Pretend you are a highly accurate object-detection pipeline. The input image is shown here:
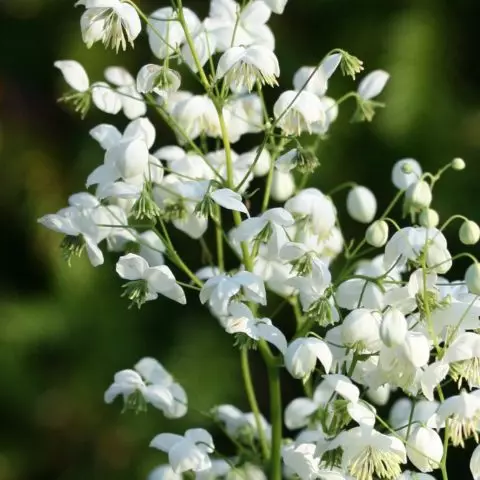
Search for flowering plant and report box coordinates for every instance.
[39,0,480,479]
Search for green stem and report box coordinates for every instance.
[215,204,225,271]
[240,348,270,460]
[268,367,282,480]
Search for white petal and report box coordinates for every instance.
[89,124,122,150]
[104,66,134,87]
[54,60,89,92]
[256,323,287,353]
[116,253,149,280]
[211,188,249,216]
[91,82,122,114]
[357,69,390,100]
[150,433,183,452]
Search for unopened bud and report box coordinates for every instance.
[380,308,407,348]
[459,220,480,245]
[451,157,466,171]
[347,186,377,223]
[419,208,439,228]
[365,220,389,247]
[405,180,432,210]
[465,263,480,295]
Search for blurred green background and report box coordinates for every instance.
[0,0,479,479]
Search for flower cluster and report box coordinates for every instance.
[40,0,480,479]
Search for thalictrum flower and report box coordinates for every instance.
[116,253,186,307]
[224,302,287,353]
[150,429,214,474]
[216,45,280,92]
[285,338,333,380]
[75,0,141,52]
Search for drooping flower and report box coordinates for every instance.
[150,429,215,474]
[224,302,287,353]
[216,45,280,92]
[285,338,333,380]
[116,253,186,307]
[200,271,267,316]
[76,0,141,52]
[273,90,325,135]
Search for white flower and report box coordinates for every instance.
[389,398,439,433]
[436,389,480,446]
[442,332,480,388]
[285,188,336,237]
[292,54,342,97]
[471,444,480,480]
[104,369,146,403]
[341,309,381,352]
[38,193,115,266]
[406,425,443,473]
[325,426,406,480]
[147,7,200,59]
[284,374,359,430]
[357,70,390,100]
[285,338,332,380]
[150,429,214,474]
[391,158,422,190]
[104,66,146,119]
[205,0,274,52]
[397,472,436,480]
[288,259,332,311]
[136,64,181,97]
[383,227,451,273]
[76,0,141,51]
[346,186,377,223]
[273,90,325,135]
[216,45,279,92]
[213,404,271,440]
[200,271,266,315]
[232,208,294,255]
[224,302,287,353]
[116,254,186,305]
[282,443,321,480]
[210,188,250,216]
[105,358,188,418]
[54,60,123,115]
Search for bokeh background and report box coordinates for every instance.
[1,0,479,479]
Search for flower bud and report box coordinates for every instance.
[459,220,480,245]
[406,425,443,473]
[465,263,480,295]
[365,220,389,247]
[391,158,422,190]
[419,208,439,228]
[405,180,432,210]
[366,385,390,406]
[341,308,381,352]
[380,308,407,347]
[346,186,377,223]
[452,157,466,171]
[271,171,295,202]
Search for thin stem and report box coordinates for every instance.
[240,348,270,460]
[215,204,225,271]
[268,367,282,480]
